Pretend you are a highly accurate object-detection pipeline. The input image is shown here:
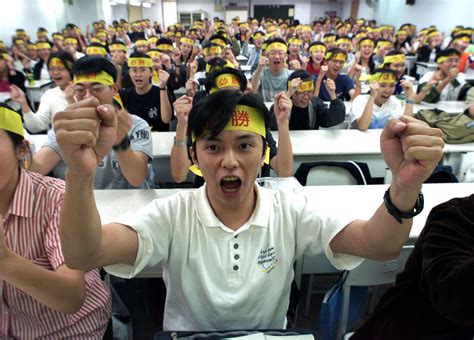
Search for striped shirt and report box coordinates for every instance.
[1,169,111,339]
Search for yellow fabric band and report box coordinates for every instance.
[86,46,107,56]
[437,55,458,63]
[128,57,153,68]
[288,38,302,46]
[37,32,48,38]
[135,40,149,47]
[395,30,407,36]
[265,42,287,53]
[359,39,374,47]
[147,51,161,58]
[337,38,351,45]
[288,80,314,93]
[360,72,396,83]
[48,57,64,68]
[110,44,126,51]
[53,34,64,40]
[452,37,470,44]
[210,38,226,47]
[1,53,9,60]
[325,52,346,62]
[27,44,37,50]
[309,45,326,53]
[384,54,405,64]
[73,71,114,85]
[324,36,336,43]
[148,37,158,43]
[376,41,392,48]
[180,37,194,46]
[203,46,222,56]
[36,42,51,49]
[96,32,107,38]
[426,31,439,39]
[212,73,241,92]
[0,107,24,138]
[64,38,78,45]
[157,44,173,51]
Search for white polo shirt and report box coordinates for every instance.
[105,184,363,330]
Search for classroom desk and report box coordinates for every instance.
[29,129,474,183]
[413,101,466,114]
[0,92,10,103]
[93,182,474,278]
[415,61,437,78]
[25,79,53,107]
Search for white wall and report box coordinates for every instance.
[176,0,223,21]
[371,0,474,35]
[111,4,129,22]
[310,1,344,22]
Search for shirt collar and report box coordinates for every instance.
[195,183,270,229]
[9,169,35,218]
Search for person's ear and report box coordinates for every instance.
[190,146,199,168]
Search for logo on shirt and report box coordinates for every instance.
[257,243,278,273]
[148,107,159,118]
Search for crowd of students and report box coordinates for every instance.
[0,13,472,339]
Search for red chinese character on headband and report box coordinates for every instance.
[218,77,228,87]
[139,59,145,65]
[232,110,249,127]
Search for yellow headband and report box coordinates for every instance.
[325,52,346,62]
[265,42,287,53]
[210,38,226,47]
[53,34,64,40]
[64,37,78,45]
[209,73,241,93]
[48,57,64,68]
[309,44,326,53]
[110,43,126,52]
[426,31,439,39]
[452,36,471,44]
[135,40,149,47]
[288,38,302,46]
[36,42,51,49]
[128,57,153,68]
[337,38,352,45]
[0,106,24,138]
[289,80,314,92]
[376,41,392,48]
[148,37,158,43]
[359,39,375,47]
[203,45,222,56]
[157,44,173,52]
[96,32,107,38]
[180,37,194,45]
[395,30,407,36]
[361,72,396,83]
[37,32,48,38]
[86,46,107,56]
[323,36,336,43]
[384,54,405,64]
[437,55,459,63]
[27,44,37,50]
[73,71,114,85]
[147,51,161,58]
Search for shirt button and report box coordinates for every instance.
[233,244,239,249]
[234,235,238,238]
[234,254,240,260]
[233,265,239,271]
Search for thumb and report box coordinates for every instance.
[380,118,407,142]
[96,104,117,128]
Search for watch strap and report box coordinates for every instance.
[383,187,424,224]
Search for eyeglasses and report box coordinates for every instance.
[73,84,109,97]
[129,67,150,74]
[296,91,313,97]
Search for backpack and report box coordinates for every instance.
[415,109,474,144]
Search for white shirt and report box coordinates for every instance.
[105,184,362,330]
[351,94,403,129]
[75,51,85,60]
[23,86,68,133]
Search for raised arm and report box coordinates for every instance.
[170,96,193,183]
[355,83,380,131]
[331,117,444,261]
[270,92,293,177]
[55,98,139,271]
[158,70,172,124]
[250,56,267,94]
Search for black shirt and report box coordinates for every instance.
[351,195,474,340]
[119,85,174,131]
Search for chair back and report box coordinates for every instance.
[294,161,372,186]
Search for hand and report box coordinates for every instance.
[189,60,198,75]
[369,82,381,97]
[173,95,193,125]
[289,59,302,70]
[64,82,75,103]
[257,56,268,70]
[400,79,415,99]
[158,69,170,88]
[54,97,118,177]
[172,48,181,64]
[323,78,337,99]
[320,64,328,75]
[353,64,364,80]
[355,51,361,63]
[185,78,198,97]
[273,92,292,126]
[9,84,27,105]
[380,116,444,192]
[114,107,132,146]
[447,67,458,81]
[287,77,302,96]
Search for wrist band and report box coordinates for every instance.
[406,99,414,104]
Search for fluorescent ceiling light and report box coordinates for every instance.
[142,2,151,8]
[130,0,141,6]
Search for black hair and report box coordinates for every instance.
[129,51,151,59]
[47,50,75,78]
[326,47,346,60]
[0,103,24,147]
[435,48,461,62]
[357,38,376,74]
[373,68,396,76]
[157,37,173,46]
[287,69,312,88]
[204,67,247,93]
[188,90,270,148]
[307,41,326,63]
[264,37,287,47]
[73,55,117,82]
[382,49,404,68]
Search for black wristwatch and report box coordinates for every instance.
[112,135,131,152]
[383,187,424,224]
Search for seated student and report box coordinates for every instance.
[64,37,85,60]
[306,41,326,77]
[315,48,360,101]
[171,67,293,183]
[347,37,376,80]
[156,38,186,90]
[0,103,111,338]
[134,39,149,54]
[269,70,345,130]
[109,40,128,80]
[351,69,415,130]
[29,56,154,189]
[55,88,444,331]
[251,37,293,102]
[418,48,471,103]
[33,42,52,81]
[10,51,75,133]
[449,33,474,73]
[351,194,474,340]
[246,31,265,74]
[417,29,442,63]
[85,42,108,58]
[373,39,393,66]
[119,52,173,132]
[0,53,26,93]
[287,38,307,71]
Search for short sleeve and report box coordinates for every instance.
[44,198,66,270]
[42,128,63,157]
[350,95,369,122]
[129,116,153,160]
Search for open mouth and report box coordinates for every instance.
[53,77,63,82]
[220,176,242,193]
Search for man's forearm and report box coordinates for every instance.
[356,97,375,131]
[115,149,148,187]
[170,122,191,183]
[250,68,263,93]
[61,173,103,270]
[275,121,293,177]
[160,90,172,123]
